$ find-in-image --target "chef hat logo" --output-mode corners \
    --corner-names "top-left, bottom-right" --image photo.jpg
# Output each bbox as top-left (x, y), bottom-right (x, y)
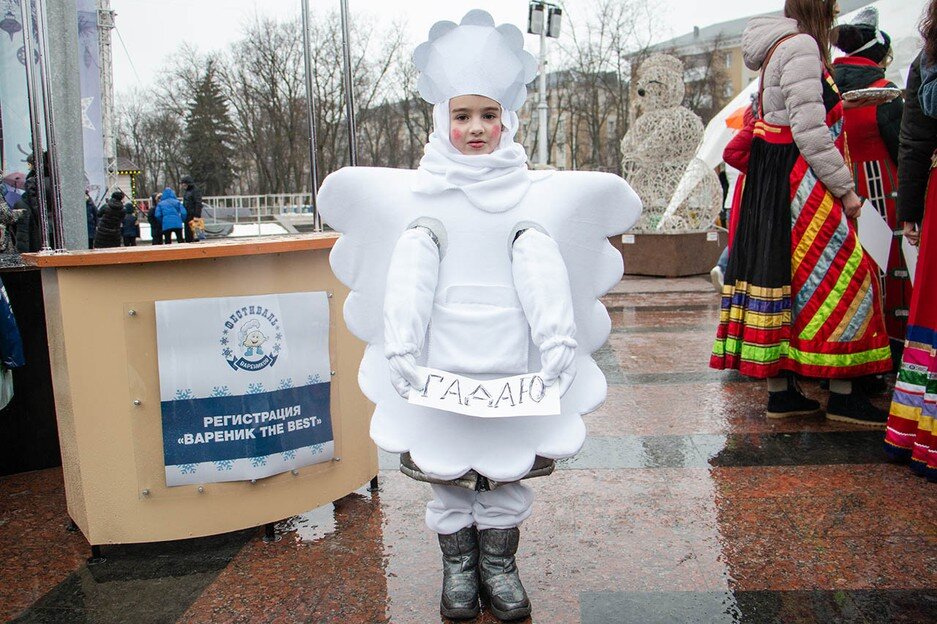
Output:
top-left (413, 9), bottom-right (539, 112)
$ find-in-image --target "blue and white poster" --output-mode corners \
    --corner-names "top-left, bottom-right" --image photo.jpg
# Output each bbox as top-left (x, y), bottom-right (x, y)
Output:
top-left (156, 292), bottom-right (333, 486)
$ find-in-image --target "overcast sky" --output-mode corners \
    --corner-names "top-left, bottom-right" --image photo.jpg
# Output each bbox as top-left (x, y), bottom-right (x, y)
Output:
top-left (111, 0), bottom-right (786, 91)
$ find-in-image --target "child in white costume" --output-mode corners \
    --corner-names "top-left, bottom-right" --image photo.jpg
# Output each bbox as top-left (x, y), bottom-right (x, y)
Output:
top-left (318, 10), bottom-right (641, 621)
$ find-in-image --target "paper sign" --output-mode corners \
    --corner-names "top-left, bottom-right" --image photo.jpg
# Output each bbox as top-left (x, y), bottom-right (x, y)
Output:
top-left (856, 200), bottom-right (892, 273)
top-left (706, 231), bottom-right (719, 242)
top-left (622, 234), bottom-right (635, 244)
top-left (408, 367), bottom-right (561, 418)
top-left (902, 237), bottom-right (919, 286)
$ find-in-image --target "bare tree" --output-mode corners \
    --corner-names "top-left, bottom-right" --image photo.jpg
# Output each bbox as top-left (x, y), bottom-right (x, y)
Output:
top-left (117, 11), bottom-right (405, 196)
top-left (117, 2), bottom-right (672, 195)
top-left (217, 16), bottom-right (309, 194)
top-left (160, 42), bottom-right (210, 118)
top-left (551, 0), bottom-right (660, 173)
top-left (116, 89), bottom-right (186, 195)
top-left (676, 34), bottom-right (732, 125)
top-left (290, 12), bottom-right (407, 182)
top-left (349, 18), bottom-right (408, 168)
top-left (393, 51), bottom-right (434, 167)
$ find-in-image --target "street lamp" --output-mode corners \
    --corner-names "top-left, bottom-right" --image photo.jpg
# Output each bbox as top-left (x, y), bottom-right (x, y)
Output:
top-left (527, 2), bottom-right (562, 167)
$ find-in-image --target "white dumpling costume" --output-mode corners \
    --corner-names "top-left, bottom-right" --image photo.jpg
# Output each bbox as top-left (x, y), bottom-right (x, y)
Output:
top-left (319, 10), bottom-right (641, 507)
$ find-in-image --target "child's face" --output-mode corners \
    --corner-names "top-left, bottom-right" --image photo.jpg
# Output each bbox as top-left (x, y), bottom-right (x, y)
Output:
top-left (449, 95), bottom-right (503, 155)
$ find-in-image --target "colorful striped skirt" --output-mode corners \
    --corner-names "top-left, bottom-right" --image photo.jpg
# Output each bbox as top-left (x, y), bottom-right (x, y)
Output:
top-left (884, 166), bottom-right (937, 480)
top-left (711, 121), bottom-right (891, 379)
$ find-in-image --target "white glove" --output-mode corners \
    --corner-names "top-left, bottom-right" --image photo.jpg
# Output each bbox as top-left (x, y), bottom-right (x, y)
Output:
top-left (384, 227), bottom-right (440, 398)
top-left (512, 229), bottom-right (578, 395)
top-left (387, 352), bottom-right (424, 399)
top-left (540, 337), bottom-right (577, 396)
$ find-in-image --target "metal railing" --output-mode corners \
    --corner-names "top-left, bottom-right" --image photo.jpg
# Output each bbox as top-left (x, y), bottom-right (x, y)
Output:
top-left (201, 193), bottom-right (323, 233)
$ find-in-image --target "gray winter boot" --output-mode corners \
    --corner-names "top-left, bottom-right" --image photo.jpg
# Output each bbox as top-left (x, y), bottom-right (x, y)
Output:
top-left (438, 526), bottom-right (480, 620)
top-left (478, 528), bottom-right (531, 621)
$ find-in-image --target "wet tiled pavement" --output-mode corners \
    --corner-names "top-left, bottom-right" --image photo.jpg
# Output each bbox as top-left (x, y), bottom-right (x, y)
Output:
top-left (2, 276), bottom-right (935, 623)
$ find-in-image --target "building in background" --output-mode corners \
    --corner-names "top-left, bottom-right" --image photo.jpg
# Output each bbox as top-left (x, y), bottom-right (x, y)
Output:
top-left (647, 0), bottom-right (877, 122)
top-left (115, 156), bottom-right (140, 200)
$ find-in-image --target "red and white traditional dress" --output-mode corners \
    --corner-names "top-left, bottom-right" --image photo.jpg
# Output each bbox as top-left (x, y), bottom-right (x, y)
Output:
top-left (834, 55), bottom-right (909, 346)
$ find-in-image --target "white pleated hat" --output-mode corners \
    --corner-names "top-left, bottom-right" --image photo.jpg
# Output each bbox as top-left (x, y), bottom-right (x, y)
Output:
top-left (412, 9), bottom-right (539, 112)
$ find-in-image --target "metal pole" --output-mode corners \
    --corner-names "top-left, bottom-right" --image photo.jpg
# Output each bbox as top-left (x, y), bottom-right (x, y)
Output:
top-left (97, 0), bottom-right (118, 195)
top-left (538, 11), bottom-right (548, 167)
top-left (301, 0), bottom-right (321, 227)
top-left (19, 0), bottom-right (51, 251)
top-left (34, 0), bottom-right (66, 249)
top-left (339, 0), bottom-right (357, 166)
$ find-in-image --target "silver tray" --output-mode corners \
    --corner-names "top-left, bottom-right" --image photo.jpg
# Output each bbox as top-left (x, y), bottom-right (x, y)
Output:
top-left (841, 87), bottom-right (902, 104)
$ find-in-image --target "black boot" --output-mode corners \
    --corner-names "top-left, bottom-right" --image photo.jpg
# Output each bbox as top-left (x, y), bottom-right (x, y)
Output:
top-left (478, 528), bottom-right (531, 621)
top-left (826, 391), bottom-right (888, 428)
top-left (438, 526), bottom-right (480, 620)
top-left (766, 378), bottom-right (821, 419)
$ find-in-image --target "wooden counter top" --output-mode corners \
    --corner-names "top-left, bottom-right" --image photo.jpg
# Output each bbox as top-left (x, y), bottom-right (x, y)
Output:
top-left (22, 233), bottom-right (339, 268)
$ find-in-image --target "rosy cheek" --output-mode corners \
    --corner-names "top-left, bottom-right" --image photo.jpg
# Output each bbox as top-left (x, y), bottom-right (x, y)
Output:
top-left (451, 128), bottom-right (463, 142)
top-left (491, 125), bottom-right (501, 139)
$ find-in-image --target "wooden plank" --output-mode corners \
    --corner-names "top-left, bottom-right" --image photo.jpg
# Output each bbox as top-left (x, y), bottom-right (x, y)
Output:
top-left (22, 233), bottom-right (339, 268)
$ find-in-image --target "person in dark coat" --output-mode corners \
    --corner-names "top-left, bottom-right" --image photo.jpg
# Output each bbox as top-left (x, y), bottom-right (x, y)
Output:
top-left (93, 190), bottom-right (126, 249)
top-left (12, 194), bottom-right (38, 253)
top-left (121, 203), bottom-right (140, 247)
top-left (181, 175), bottom-right (202, 243)
top-left (900, 53), bottom-right (937, 232)
top-left (17, 153), bottom-right (50, 252)
top-left (86, 191), bottom-right (97, 249)
top-left (155, 188), bottom-right (186, 244)
top-left (148, 193), bottom-right (163, 245)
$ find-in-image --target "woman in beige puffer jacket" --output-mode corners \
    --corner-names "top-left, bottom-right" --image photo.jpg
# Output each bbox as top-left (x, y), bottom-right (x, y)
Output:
top-left (711, 0), bottom-right (892, 427)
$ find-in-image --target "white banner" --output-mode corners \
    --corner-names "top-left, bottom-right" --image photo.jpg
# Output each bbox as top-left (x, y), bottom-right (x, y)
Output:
top-left (0, 0), bottom-right (32, 174)
top-left (156, 292), bottom-right (333, 486)
top-left (408, 366), bottom-right (561, 418)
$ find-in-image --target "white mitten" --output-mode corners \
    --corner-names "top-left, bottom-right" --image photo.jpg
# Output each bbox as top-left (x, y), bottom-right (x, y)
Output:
top-left (540, 337), bottom-right (577, 394)
top-left (387, 352), bottom-right (424, 399)
top-left (512, 228), bottom-right (578, 395)
top-left (384, 227), bottom-right (440, 397)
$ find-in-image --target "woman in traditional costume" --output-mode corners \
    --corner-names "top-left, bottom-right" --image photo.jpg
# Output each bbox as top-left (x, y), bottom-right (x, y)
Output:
top-left (318, 10), bottom-right (641, 620)
top-left (884, 1), bottom-right (937, 480)
top-left (833, 7), bottom-right (909, 363)
top-left (711, 0), bottom-right (892, 425)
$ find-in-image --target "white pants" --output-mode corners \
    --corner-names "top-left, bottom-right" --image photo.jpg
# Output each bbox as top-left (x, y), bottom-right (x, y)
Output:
top-left (426, 482), bottom-right (534, 535)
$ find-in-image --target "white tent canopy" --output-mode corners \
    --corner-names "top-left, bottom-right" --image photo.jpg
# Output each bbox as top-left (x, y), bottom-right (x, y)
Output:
top-left (697, 0), bottom-right (928, 170)
top-left (697, 81), bottom-right (759, 169)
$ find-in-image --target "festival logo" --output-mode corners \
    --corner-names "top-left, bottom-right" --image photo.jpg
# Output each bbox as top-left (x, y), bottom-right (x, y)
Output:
top-left (221, 305), bottom-right (283, 372)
